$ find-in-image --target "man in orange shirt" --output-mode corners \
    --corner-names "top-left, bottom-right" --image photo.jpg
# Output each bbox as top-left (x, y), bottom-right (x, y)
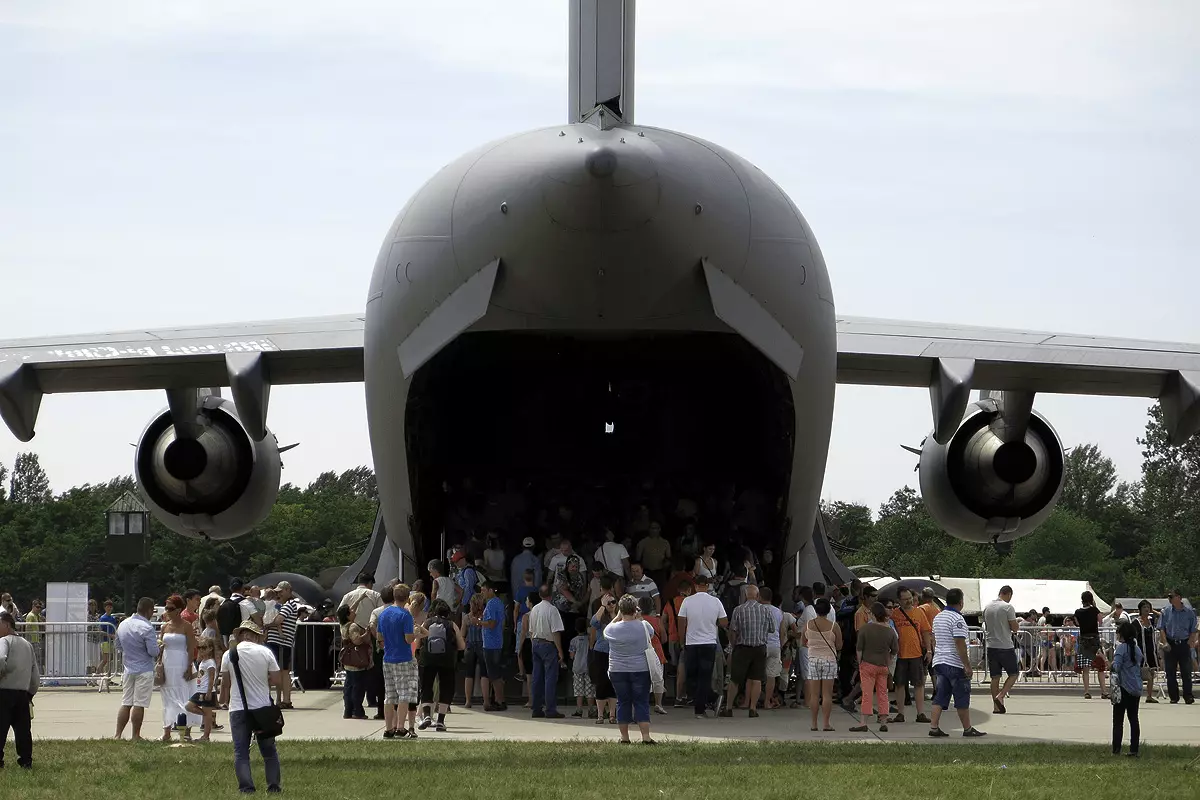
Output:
top-left (891, 587), bottom-right (933, 724)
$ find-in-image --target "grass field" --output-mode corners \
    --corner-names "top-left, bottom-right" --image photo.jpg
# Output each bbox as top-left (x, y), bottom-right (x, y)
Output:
top-left (4, 740), bottom-right (1199, 799)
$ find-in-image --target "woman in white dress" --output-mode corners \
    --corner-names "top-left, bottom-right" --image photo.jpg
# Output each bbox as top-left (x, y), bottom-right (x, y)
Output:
top-left (159, 594), bottom-right (201, 742)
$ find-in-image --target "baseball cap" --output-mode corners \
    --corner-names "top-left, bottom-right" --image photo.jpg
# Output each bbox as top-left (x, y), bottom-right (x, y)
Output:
top-left (522, 536), bottom-right (535, 548)
top-left (275, 580), bottom-right (292, 591)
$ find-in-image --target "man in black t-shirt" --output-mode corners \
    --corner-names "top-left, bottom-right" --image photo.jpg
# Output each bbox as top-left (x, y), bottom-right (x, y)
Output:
top-left (1074, 591), bottom-right (1103, 699)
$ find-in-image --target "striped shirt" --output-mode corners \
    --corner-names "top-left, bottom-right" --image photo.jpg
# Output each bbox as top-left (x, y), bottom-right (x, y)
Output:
top-left (932, 607), bottom-right (969, 669)
top-left (730, 600), bottom-right (775, 648)
top-left (267, 599), bottom-right (300, 647)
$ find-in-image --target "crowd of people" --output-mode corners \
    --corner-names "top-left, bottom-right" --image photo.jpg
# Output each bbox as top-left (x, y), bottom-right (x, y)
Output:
top-left (1, 509), bottom-right (1198, 775)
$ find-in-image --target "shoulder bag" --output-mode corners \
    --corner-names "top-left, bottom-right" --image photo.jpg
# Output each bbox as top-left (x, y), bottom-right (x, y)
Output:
top-left (642, 621), bottom-right (664, 687)
top-left (340, 623), bottom-right (372, 670)
top-left (230, 646), bottom-right (286, 739)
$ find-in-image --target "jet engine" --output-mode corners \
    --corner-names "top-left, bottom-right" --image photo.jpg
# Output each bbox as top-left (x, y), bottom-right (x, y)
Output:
top-left (134, 395), bottom-right (281, 540)
top-left (918, 397), bottom-right (1065, 544)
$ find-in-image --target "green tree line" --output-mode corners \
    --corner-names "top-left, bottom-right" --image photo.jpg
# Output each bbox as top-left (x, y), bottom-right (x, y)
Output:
top-left (825, 404), bottom-right (1199, 601)
top-left (0, 459), bottom-right (376, 612)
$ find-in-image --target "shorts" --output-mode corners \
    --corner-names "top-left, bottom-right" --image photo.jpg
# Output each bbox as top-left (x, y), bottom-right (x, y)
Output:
top-left (460, 645), bottom-right (485, 676)
top-left (987, 647), bottom-right (1020, 677)
top-left (268, 642), bottom-right (293, 671)
top-left (807, 657), bottom-right (838, 682)
top-left (383, 660), bottom-right (419, 705)
top-left (122, 671), bottom-right (155, 708)
top-left (573, 672), bottom-right (596, 698)
top-left (932, 663), bottom-right (970, 709)
top-left (764, 646), bottom-right (782, 679)
top-left (483, 648), bottom-right (505, 680)
top-left (894, 656), bottom-right (926, 688)
top-left (730, 645), bottom-right (767, 684)
top-left (101, 641), bottom-right (113, 655)
top-left (189, 692), bottom-right (217, 708)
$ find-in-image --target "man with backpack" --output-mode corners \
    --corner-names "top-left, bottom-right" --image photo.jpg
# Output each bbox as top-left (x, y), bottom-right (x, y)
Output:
top-left (218, 580), bottom-right (261, 646)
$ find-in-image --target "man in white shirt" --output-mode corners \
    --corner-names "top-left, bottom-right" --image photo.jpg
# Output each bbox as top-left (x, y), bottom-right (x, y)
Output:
top-left (546, 539), bottom-right (587, 584)
top-left (677, 574), bottom-right (728, 718)
top-left (220, 622), bottom-right (282, 794)
top-left (526, 585), bottom-right (566, 719)
top-left (594, 527), bottom-right (631, 580)
top-left (929, 588), bottom-right (985, 738)
top-left (982, 586), bottom-right (1020, 714)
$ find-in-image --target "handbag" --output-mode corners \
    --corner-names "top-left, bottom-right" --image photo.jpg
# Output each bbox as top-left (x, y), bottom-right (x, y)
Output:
top-left (643, 622), bottom-right (664, 687)
top-left (154, 658), bottom-right (165, 687)
top-left (230, 645), bottom-right (285, 739)
top-left (340, 624), bottom-right (372, 670)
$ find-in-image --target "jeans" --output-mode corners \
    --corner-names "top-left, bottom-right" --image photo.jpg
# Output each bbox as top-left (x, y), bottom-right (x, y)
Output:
top-left (343, 670), bottom-right (367, 717)
top-left (230, 710), bottom-right (281, 792)
top-left (1112, 693), bottom-right (1140, 754)
top-left (610, 670), bottom-right (651, 724)
top-left (531, 640), bottom-right (560, 715)
top-left (0, 689), bottom-right (33, 767)
top-left (685, 644), bottom-right (718, 714)
top-left (1164, 640), bottom-right (1193, 702)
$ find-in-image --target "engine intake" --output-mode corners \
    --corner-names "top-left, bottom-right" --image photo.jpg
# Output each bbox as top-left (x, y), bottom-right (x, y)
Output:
top-left (134, 396), bottom-right (281, 540)
top-left (918, 400), bottom-right (1065, 543)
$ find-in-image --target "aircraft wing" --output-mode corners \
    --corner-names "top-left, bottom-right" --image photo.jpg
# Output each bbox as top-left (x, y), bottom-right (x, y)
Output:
top-left (836, 315), bottom-right (1200, 444)
top-left (4, 312), bottom-right (1200, 443)
top-left (0, 314), bottom-right (367, 394)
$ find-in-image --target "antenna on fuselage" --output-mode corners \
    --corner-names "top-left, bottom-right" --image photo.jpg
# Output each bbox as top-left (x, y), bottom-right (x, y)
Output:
top-left (568, 0), bottom-right (636, 127)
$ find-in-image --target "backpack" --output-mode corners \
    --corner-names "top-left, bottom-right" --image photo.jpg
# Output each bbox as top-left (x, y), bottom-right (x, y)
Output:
top-left (426, 616), bottom-right (451, 656)
top-left (217, 597), bottom-right (243, 638)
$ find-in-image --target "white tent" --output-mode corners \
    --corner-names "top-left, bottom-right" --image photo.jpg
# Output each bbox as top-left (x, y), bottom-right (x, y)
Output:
top-left (865, 576), bottom-right (1111, 616)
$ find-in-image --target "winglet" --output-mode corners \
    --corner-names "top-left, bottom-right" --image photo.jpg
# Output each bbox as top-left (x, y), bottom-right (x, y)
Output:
top-left (1161, 370), bottom-right (1200, 446)
top-left (929, 358), bottom-right (974, 445)
top-left (0, 361), bottom-right (42, 442)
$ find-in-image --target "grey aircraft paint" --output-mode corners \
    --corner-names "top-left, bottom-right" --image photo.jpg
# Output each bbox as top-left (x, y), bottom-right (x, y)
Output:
top-left (3, 1), bottom-right (1200, 592)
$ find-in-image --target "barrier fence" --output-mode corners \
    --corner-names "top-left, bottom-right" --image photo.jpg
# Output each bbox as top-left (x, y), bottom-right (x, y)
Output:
top-left (15, 620), bottom-right (1194, 697)
top-left (16, 621), bottom-right (345, 688)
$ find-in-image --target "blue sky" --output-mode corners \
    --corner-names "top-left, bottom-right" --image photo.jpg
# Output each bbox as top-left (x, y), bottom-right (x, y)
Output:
top-left (1, 1), bottom-right (1198, 514)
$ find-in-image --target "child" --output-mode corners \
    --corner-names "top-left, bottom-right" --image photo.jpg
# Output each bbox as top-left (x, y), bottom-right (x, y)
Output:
top-left (429, 560), bottom-right (457, 609)
top-left (186, 638), bottom-right (219, 741)
top-left (569, 617), bottom-right (596, 717)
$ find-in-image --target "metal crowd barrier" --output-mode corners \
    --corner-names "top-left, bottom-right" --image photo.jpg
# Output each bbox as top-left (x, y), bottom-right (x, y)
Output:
top-left (16, 620), bottom-right (345, 689)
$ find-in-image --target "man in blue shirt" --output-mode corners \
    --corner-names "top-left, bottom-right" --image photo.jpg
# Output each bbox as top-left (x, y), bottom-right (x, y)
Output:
top-left (376, 584), bottom-right (418, 738)
top-left (452, 549), bottom-right (479, 616)
top-left (510, 537), bottom-right (543, 596)
top-left (97, 600), bottom-right (118, 678)
top-left (480, 581), bottom-right (507, 711)
top-left (114, 597), bottom-right (159, 741)
top-left (1156, 590), bottom-right (1198, 704)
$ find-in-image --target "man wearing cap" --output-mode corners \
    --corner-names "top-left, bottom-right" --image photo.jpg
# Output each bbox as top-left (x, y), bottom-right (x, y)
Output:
top-left (266, 581), bottom-right (302, 709)
top-left (510, 537), bottom-right (543, 595)
top-left (220, 621), bottom-right (282, 793)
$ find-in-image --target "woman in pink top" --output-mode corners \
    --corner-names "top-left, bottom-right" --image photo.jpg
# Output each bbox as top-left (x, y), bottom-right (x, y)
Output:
top-left (802, 598), bottom-right (842, 732)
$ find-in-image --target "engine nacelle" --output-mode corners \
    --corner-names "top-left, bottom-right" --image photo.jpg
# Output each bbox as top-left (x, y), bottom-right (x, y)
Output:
top-left (134, 396), bottom-right (281, 540)
top-left (918, 399), bottom-right (1065, 544)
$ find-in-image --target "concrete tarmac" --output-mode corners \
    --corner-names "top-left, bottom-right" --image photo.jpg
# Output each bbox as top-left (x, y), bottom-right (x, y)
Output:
top-left (28, 685), bottom-right (1200, 747)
